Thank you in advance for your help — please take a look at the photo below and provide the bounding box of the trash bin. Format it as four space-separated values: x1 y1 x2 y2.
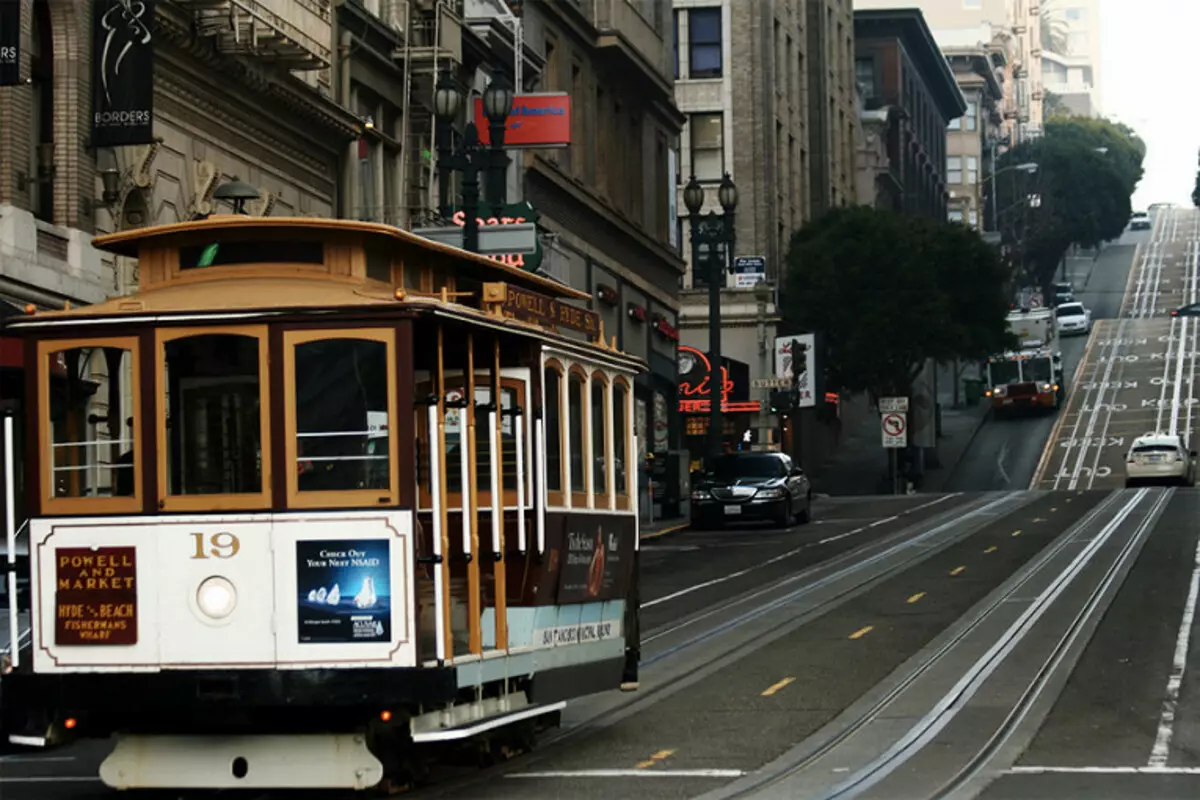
963 378 984 405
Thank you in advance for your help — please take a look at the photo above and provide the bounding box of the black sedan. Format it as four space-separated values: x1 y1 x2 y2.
690 452 812 529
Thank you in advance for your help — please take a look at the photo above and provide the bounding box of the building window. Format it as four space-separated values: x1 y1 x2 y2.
967 156 978 184
948 208 965 223
1066 7 1084 20
947 156 963 184
673 10 679 79
965 100 978 132
855 57 875 100
689 113 724 180
688 7 723 78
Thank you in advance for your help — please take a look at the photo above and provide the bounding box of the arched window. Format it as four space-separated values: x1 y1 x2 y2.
567 367 587 506
591 371 610 506
542 360 565 506
613 377 631 507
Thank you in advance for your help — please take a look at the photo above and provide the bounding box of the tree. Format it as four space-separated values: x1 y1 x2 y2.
1043 90 1070 120
995 116 1143 289
1040 2 1070 55
783 206 1014 403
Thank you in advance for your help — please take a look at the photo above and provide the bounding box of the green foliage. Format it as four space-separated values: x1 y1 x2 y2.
995 116 1143 289
783 206 1014 401
1042 90 1070 120
1193 149 1200 208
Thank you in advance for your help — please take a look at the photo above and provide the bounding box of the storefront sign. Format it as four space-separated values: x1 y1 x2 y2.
652 314 679 342
91 0 156 147
55 546 138 645
497 283 600 338
296 539 391 643
474 92 571 149
0 0 20 86
677 345 760 414
627 303 647 323
451 201 543 270
596 283 618 306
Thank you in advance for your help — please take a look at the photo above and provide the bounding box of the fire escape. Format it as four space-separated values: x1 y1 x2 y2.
174 0 332 71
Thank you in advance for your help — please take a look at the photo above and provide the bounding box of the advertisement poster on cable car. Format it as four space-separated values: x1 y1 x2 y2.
295 539 391 643
556 516 635 603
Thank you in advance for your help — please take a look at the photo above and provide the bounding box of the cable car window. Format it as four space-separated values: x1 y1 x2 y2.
365 240 392 283
179 240 324 270
40 339 140 513
614 381 629 496
592 376 608 497
162 334 264 497
543 364 563 495
568 371 585 494
293 338 390 493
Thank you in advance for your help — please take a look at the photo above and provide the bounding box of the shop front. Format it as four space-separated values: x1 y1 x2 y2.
677 345 762 474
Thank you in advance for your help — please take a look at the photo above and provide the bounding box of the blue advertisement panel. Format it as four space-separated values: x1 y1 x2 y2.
296 539 391 644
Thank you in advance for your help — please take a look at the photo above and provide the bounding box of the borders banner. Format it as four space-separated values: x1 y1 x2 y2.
92 0 156 147
0 0 20 86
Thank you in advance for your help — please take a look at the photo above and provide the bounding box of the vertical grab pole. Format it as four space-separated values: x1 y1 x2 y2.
459 405 472 559
535 418 546 554
464 334 482 655
435 327 453 658
514 413 526 553
490 339 507 650
426 405 447 664
632 434 640 551
5 413 18 668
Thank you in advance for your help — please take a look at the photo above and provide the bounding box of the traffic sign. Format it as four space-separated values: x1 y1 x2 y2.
879 396 909 413
882 412 907 448
752 377 793 389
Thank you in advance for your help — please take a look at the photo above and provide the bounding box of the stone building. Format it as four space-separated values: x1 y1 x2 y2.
941 35 1008 229
671 0 858 470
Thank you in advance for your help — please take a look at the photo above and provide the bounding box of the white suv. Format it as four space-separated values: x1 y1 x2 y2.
1125 433 1196 487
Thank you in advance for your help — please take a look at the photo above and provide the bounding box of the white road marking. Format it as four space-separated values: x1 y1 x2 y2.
645 495 956 608
507 769 746 779
997 439 1011 486
1147 525 1200 767
1012 765 1200 775
0 776 100 784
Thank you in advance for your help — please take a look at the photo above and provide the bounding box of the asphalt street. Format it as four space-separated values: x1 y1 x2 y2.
946 226 1150 493
1033 208 1200 491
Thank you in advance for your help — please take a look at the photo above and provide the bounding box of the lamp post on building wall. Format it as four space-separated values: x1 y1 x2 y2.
433 71 514 253
683 172 738 467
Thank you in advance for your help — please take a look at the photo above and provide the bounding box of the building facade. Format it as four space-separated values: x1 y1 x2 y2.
942 37 1008 229
1041 0 1100 117
671 0 857 471
853 9 965 220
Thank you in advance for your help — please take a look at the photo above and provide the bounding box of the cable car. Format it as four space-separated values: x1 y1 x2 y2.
0 213 644 792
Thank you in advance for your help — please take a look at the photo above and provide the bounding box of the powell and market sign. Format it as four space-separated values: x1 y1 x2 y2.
91 0 157 148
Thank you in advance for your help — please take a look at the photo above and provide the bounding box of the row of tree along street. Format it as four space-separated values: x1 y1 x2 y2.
781 115 1143 410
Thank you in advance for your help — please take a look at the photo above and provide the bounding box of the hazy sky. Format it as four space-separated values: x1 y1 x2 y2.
1101 0 1197 208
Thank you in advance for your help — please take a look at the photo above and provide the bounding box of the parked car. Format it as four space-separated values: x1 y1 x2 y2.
690 452 811 529
1125 433 1197 487
1055 301 1092 336
1130 211 1151 230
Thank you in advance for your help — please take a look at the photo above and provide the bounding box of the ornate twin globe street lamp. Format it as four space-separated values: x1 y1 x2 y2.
434 71 515 253
682 172 738 466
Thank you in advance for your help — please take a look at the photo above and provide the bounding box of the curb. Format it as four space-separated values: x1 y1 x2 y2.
639 521 689 541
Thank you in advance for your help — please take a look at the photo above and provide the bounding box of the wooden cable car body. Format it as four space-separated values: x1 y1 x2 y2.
0 215 644 791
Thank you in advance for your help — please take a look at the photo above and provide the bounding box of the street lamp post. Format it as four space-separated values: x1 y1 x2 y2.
983 161 1038 231
683 172 738 468
433 70 514 253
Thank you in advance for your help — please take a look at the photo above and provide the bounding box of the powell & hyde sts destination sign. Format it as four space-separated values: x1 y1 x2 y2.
484 282 600 339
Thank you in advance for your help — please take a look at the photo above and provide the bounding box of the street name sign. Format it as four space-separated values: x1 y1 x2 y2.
752 377 793 389
882 412 907 448
879 396 909 414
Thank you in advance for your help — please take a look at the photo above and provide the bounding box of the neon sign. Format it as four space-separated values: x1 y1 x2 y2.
450 201 543 270
676 345 761 414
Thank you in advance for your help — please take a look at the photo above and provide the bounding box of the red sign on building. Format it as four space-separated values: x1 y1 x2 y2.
473 93 571 148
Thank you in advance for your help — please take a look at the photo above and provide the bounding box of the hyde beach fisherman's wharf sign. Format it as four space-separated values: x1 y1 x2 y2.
54 546 138 645
92 0 157 148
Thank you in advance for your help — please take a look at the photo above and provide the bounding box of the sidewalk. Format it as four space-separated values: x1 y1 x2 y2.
812 361 991 496
639 516 689 540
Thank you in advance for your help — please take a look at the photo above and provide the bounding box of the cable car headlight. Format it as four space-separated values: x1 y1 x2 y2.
196 576 238 620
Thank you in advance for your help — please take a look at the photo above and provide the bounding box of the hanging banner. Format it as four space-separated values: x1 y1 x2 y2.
92 0 156 147
0 0 19 86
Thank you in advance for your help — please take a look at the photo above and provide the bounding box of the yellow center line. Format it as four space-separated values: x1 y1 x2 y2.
950 566 966 576
761 677 796 696
636 749 677 768
907 592 926 604
984 545 998 554
1050 507 1058 512
1032 517 1046 523
849 625 874 639
1012 529 1023 537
